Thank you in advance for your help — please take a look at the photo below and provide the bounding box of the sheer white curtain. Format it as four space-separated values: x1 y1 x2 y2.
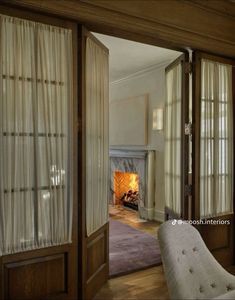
165 62 182 215
0 15 73 255
86 37 109 236
200 59 233 218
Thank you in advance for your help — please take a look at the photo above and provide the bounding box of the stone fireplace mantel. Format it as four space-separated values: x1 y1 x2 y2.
109 149 155 220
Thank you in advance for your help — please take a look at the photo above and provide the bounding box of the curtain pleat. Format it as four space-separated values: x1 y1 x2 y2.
86 37 109 236
165 62 182 215
200 59 233 218
0 15 73 255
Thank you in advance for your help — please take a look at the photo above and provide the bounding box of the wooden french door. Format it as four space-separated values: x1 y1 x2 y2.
0 8 78 300
78 28 109 300
192 52 235 267
164 53 190 220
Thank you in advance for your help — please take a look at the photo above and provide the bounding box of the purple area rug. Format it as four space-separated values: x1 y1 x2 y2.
109 219 161 277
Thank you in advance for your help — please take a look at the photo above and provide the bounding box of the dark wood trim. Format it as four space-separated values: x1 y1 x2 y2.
194 52 235 66
2 0 235 57
0 3 75 29
77 25 86 299
71 18 79 300
82 27 109 54
188 0 235 20
182 53 190 220
192 51 201 220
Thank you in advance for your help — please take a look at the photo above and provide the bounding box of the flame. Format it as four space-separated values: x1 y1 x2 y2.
129 173 138 191
113 171 139 204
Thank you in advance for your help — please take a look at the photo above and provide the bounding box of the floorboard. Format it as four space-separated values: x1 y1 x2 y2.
94 265 169 300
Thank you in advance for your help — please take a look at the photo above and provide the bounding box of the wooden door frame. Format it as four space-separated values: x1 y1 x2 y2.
0 6 79 300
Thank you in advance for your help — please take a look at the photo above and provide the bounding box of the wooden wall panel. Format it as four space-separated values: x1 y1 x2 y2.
3 0 235 57
4 253 67 300
85 223 109 300
197 215 234 267
83 0 235 43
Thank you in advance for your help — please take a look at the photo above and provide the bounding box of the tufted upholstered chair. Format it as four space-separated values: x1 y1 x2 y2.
158 220 235 300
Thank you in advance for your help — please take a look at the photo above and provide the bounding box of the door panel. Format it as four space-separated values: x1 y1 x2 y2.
1 244 76 300
192 52 234 267
0 9 78 300
79 28 109 300
4 254 66 300
85 224 109 300
164 53 190 220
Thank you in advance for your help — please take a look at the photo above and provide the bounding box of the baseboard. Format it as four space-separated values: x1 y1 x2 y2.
139 207 155 220
154 210 165 223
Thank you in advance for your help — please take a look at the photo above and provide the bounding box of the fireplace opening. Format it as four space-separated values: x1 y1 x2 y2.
113 171 139 210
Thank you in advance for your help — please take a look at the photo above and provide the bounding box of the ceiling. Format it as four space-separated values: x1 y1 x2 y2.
93 33 182 82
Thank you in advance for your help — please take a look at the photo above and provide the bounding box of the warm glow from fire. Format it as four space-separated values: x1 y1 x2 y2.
129 173 139 191
113 171 139 204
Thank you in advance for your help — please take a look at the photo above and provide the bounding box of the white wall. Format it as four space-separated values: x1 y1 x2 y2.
110 62 171 222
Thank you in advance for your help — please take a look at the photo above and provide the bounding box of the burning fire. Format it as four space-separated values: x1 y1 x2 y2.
129 173 139 191
113 171 139 205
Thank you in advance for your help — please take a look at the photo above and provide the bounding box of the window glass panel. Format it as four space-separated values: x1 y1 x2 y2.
200 59 233 218
0 14 73 256
164 62 182 215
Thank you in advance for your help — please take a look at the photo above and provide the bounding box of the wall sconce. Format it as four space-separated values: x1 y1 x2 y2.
152 108 164 130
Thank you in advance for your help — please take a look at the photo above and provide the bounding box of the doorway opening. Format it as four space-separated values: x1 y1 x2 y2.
92 32 183 278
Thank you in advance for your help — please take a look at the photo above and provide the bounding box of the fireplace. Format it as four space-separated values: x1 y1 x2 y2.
113 171 139 210
109 149 155 220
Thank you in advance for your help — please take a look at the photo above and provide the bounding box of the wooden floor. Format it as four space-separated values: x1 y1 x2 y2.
95 206 168 300
95 265 169 300
109 205 161 236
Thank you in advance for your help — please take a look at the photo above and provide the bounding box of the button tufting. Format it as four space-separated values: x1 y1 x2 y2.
189 268 193 274
199 286 204 293
210 283 216 288
182 249 186 255
226 284 233 291
193 247 198 252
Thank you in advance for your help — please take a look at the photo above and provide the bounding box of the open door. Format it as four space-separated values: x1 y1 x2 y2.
192 52 234 267
164 53 190 220
78 28 109 300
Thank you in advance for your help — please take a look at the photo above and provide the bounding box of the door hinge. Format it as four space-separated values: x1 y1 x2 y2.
184 62 193 74
185 122 192 136
185 184 193 197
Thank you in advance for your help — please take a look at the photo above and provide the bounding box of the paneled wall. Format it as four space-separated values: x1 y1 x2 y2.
4 0 235 57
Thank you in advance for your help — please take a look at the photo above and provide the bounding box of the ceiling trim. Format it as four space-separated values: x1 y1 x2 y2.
110 59 173 85
187 0 235 19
